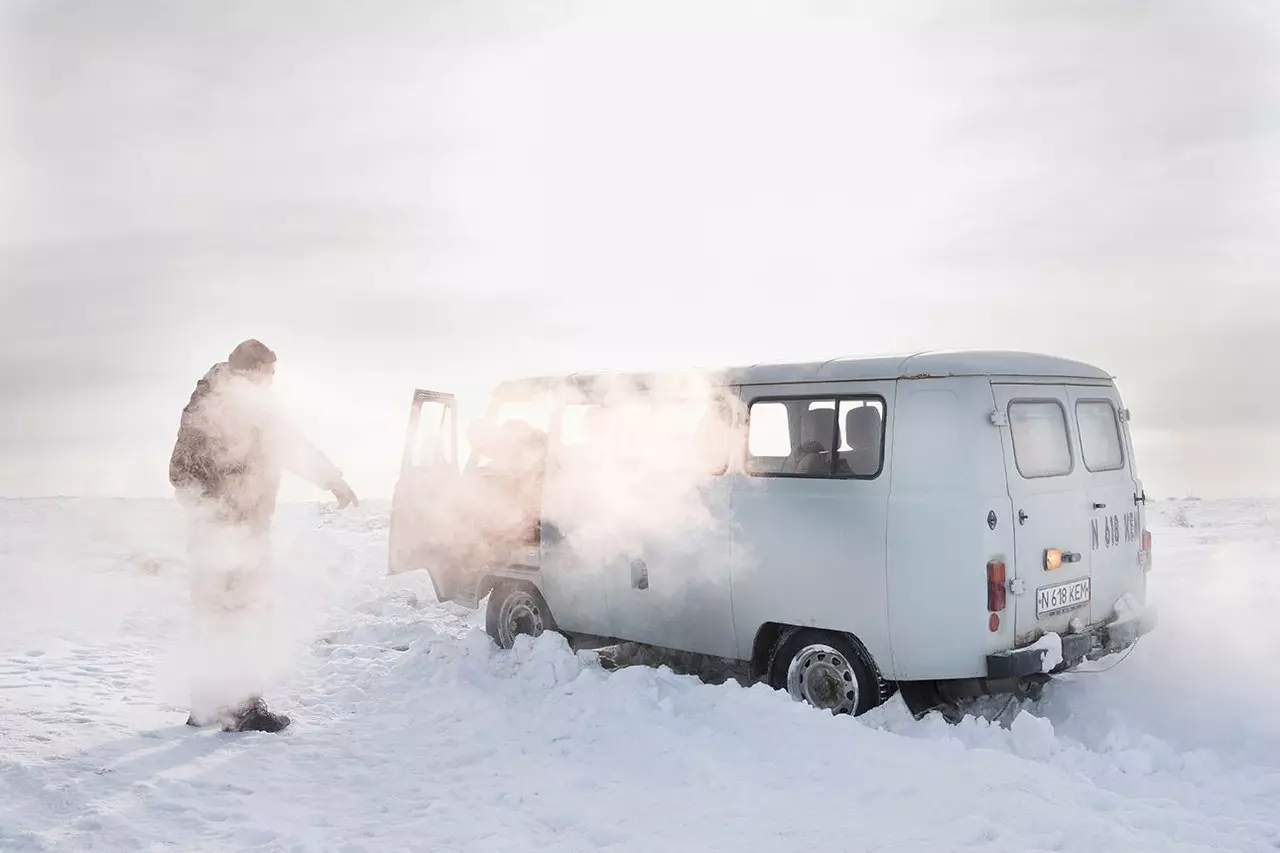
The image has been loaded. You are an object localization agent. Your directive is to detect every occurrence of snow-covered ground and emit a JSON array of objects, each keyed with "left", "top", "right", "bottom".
[{"left": 1, "top": 497, "right": 1278, "bottom": 852}]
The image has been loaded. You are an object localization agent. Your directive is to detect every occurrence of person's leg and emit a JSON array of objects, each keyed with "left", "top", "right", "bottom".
[
  {"left": 186, "top": 508, "right": 229, "bottom": 726},
  {"left": 218, "top": 524, "right": 291, "bottom": 733},
  {"left": 185, "top": 512, "right": 286, "bottom": 730}
]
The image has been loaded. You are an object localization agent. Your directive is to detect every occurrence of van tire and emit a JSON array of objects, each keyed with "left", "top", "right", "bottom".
[
  {"left": 485, "top": 581, "right": 556, "bottom": 650},
  {"left": 767, "top": 629, "right": 880, "bottom": 717}
]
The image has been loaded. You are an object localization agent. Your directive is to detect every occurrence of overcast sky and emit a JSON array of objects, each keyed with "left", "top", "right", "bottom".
[{"left": 2, "top": 0, "right": 1278, "bottom": 499}]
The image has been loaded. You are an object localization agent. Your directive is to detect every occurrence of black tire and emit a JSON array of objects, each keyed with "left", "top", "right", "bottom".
[
  {"left": 767, "top": 628, "right": 881, "bottom": 716},
  {"left": 485, "top": 581, "right": 556, "bottom": 650}
]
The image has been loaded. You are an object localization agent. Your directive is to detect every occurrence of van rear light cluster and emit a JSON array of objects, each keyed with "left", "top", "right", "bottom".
[
  {"left": 987, "top": 560, "right": 1007, "bottom": 632},
  {"left": 1140, "top": 530, "right": 1153, "bottom": 570}
]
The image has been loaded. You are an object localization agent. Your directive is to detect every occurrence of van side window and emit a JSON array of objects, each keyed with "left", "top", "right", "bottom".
[
  {"left": 1008, "top": 400, "right": 1072, "bottom": 478},
  {"left": 747, "top": 397, "right": 884, "bottom": 478},
  {"left": 560, "top": 404, "right": 610, "bottom": 448},
  {"left": 1076, "top": 400, "right": 1125, "bottom": 472},
  {"left": 560, "top": 398, "right": 731, "bottom": 477},
  {"left": 412, "top": 399, "right": 454, "bottom": 467},
  {"left": 747, "top": 402, "right": 791, "bottom": 461},
  {"left": 687, "top": 395, "right": 735, "bottom": 476}
]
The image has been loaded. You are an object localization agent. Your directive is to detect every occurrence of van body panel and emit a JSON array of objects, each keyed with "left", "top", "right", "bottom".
[
  {"left": 603, "top": 476, "right": 738, "bottom": 658},
  {"left": 885, "top": 378, "right": 1017, "bottom": 680},
  {"left": 729, "top": 380, "right": 895, "bottom": 671},
  {"left": 539, "top": 390, "right": 738, "bottom": 655},
  {"left": 539, "top": 418, "right": 613, "bottom": 638}
]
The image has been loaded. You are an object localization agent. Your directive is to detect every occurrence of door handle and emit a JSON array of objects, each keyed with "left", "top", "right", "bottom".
[
  {"left": 1062, "top": 551, "right": 1082, "bottom": 563},
  {"left": 1018, "top": 510, "right": 1029, "bottom": 525},
  {"left": 1134, "top": 491, "right": 1147, "bottom": 505},
  {"left": 1092, "top": 502, "right": 1107, "bottom": 510}
]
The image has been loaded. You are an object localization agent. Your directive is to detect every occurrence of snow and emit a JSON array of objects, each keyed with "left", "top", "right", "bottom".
[
  {"left": 1024, "top": 631, "right": 1064, "bottom": 673},
  {"left": 2, "top": 497, "right": 1280, "bottom": 851}
]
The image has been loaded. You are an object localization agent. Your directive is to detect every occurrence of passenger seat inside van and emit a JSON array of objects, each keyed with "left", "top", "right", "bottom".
[
  {"left": 841, "top": 406, "right": 882, "bottom": 476},
  {"left": 786, "top": 407, "right": 836, "bottom": 475}
]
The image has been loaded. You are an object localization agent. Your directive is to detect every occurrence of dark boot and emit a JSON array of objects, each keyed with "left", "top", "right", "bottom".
[{"left": 222, "top": 697, "right": 291, "bottom": 733}]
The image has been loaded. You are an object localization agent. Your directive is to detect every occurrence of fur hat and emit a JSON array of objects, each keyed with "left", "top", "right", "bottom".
[{"left": 228, "top": 339, "right": 277, "bottom": 372}]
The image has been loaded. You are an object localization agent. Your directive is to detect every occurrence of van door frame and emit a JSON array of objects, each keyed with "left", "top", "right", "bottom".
[
  {"left": 990, "top": 382, "right": 1094, "bottom": 641},
  {"left": 388, "top": 389, "right": 466, "bottom": 602},
  {"left": 1064, "top": 384, "right": 1145, "bottom": 624}
]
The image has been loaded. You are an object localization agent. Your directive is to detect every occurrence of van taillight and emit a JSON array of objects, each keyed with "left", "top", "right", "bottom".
[
  {"left": 1141, "top": 530, "right": 1152, "bottom": 570},
  {"left": 1142, "top": 530, "right": 1152, "bottom": 552},
  {"left": 987, "top": 560, "right": 1007, "bottom": 612}
]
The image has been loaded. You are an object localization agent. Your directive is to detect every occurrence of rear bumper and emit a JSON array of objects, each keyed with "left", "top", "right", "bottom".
[{"left": 986, "top": 609, "right": 1158, "bottom": 680}]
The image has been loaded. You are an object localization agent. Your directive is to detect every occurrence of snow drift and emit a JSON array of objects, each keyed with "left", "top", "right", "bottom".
[{"left": 0, "top": 497, "right": 1278, "bottom": 852}]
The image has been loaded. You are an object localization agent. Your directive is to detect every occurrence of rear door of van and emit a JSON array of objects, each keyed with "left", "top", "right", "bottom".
[
  {"left": 1065, "top": 384, "right": 1145, "bottom": 626},
  {"left": 991, "top": 384, "right": 1094, "bottom": 641}
]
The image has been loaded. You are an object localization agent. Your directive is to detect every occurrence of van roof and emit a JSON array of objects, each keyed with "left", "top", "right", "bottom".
[
  {"left": 493, "top": 350, "right": 1111, "bottom": 396},
  {"left": 732, "top": 350, "right": 1112, "bottom": 384}
]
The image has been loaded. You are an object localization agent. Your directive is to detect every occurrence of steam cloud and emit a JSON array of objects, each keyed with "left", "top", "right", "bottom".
[{"left": 394, "top": 370, "right": 751, "bottom": 605}]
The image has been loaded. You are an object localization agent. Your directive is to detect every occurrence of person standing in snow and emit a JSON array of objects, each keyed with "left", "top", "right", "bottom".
[{"left": 169, "top": 339, "right": 358, "bottom": 732}]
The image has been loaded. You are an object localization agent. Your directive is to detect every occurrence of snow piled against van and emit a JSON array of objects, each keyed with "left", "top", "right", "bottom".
[{"left": 1, "top": 497, "right": 1278, "bottom": 852}]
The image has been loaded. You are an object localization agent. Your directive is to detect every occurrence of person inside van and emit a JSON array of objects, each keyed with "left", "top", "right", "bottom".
[
  {"left": 788, "top": 407, "right": 836, "bottom": 475},
  {"left": 477, "top": 418, "right": 547, "bottom": 544}
]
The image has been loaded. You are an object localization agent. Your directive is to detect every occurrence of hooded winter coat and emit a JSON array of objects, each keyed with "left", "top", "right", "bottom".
[{"left": 169, "top": 362, "right": 342, "bottom": 529}]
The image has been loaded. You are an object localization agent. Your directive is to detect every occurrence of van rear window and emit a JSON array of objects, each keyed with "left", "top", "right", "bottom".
[
  {"left": 1008, "top": 401, "right": 1072, "bottom": 478},
  {"left": 1076, "top": 400, "right": 1125, "bottom": 472}
]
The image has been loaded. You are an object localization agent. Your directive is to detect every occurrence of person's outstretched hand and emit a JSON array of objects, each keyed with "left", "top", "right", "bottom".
[{"left": 330, "top": 479, "right": 359, "bottom": 509}]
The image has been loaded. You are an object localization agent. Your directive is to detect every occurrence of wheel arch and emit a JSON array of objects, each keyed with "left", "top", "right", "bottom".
[
  {"left": 752, "top": 622, "right": 895, "bottom": 703},
  {"left": 749, "top": 622, "right": 786, "bottom": 681},
  {"left": 475, "top": 570, "right": 545, "bottom": 606}
]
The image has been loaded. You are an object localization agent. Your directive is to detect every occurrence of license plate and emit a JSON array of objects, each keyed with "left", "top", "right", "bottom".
[{"left": 1037, "top": 577, "right": 1091, "bottom": 617}]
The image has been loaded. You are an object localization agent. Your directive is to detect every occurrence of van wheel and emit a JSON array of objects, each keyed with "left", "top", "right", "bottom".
[
  {"left": 486, "top": 582, "right": 555, "bottom": 650},
  {"left": 767, "top": 629, "right": 879, "bottom": 716}
]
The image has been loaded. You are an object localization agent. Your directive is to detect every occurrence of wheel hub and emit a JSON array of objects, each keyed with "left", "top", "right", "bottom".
[
  {"left": 786, "top": 644, "right": 859, "bottom": 714},
  {"left": 498, "top": 591, "right": 545, "bottom": 648}
]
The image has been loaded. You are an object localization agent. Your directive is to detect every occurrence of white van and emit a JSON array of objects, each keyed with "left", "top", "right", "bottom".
[{"left": 389, "top": 350, "right": 1157, "bottom": 716}]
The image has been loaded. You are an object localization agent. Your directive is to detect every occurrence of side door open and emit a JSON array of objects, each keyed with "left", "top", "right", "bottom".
[{"left": 388, "top": 389, "right": 472, "bottom": 604}]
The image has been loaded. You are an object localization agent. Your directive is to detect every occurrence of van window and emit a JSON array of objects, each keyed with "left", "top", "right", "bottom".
[
  {"left": 412, "top": 399, "right": 454, "bottom": 467},
  {"left": 560, "top": 404, "right": 610, "bottom": 448},
  {"left": 561, "top": 398, "right": 730, "bottom": 476},
  {"left": 1008, "top": 400, "right": 1072, "bottom": 478},
  {"left": 747, "top": 397, "right": 884, "bottom": 478},
  {"left": 494, "top": 400, "right": 551, "bottom": 434},
  {"left": 1076, "top": 400, "right": 1125, "bottom": 472},
  {"left": 683, "top": 396, "right": 734, "bottom": 476},
  {"left": 747, "top": 402, "right": 791, "bottom": 459}
]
